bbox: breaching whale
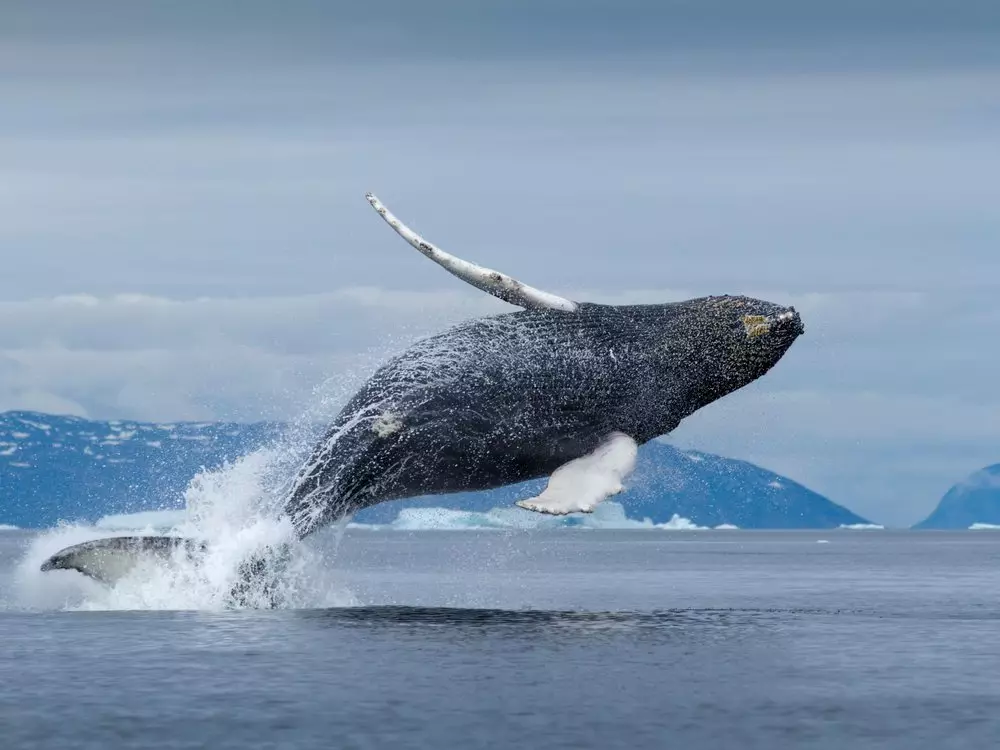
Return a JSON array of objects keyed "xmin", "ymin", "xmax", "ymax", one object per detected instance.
[{"xmin": 41, "ymin": 193, "xmax": 804, "ymax": 598}]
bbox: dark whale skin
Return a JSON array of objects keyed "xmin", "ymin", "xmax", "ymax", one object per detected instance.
[{"xmin": 284, "ymin": 295, "xmax": 804, "ymax": 537}]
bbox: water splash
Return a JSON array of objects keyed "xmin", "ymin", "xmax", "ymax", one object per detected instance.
[{"xmin": 13, "ymin": 449, "xmax": 358, "ymax": 612}]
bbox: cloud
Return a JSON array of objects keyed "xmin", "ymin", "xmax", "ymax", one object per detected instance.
[
  {"xmin": 0, "ymin": 289, "xmax": 502, "ymax": 422},
  {"xmin": 2, "ymin": 54, "xmax": 998, "ymax": 300}
]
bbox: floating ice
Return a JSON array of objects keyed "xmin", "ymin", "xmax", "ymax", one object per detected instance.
[
  {"xmin": 353, "ymin": 502, "xmax": 712, "ymax": 531},
  {"xmin": 838, "ymin": 523, "xmax": 885, "ymax": 530}
]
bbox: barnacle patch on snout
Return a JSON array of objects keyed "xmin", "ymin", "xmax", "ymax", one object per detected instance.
[
  {"xmin": 742, "ymin": 315, "xmax": 770, "ymax": 339},
  {"xmin": 372, "ymin": 412, "xmax": 403, "ymax": 437}
]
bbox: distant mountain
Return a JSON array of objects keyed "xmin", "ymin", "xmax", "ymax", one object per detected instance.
[
  {"xmin": 0, "ymin": 411, "xmax": 283, "ymax": 529},
  {"xmin": 355, "ymin": 441, "xmax": 871, "ymax": 529},
  {"xmin": 913, "ymin": 464, "xmax": 1000, "ymax": 530},
  {"xmin": 0, "ymin": 410, "xmax": 871, "ymax": 530}
]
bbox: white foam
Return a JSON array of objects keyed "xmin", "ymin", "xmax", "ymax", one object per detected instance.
[
  {"xmin": 13, "ymin": 449, "xmax": 358, "ymax": 612},
  {"xmin": 969, "ymin": 523, "xmax": 1000, "ymax": 530},
  {"xmin": 838, "ymin": 523, "xmax": 885, "ymax": 530},
  {"xmin": 0, "ymin": 524, "xmax": 19, "ymax": 531},
  {"xmin": 354, "ymin": 502, "xmax": 711, "ymax": 531}
]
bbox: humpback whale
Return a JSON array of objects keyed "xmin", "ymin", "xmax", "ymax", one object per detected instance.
[{"xmin": 41, "ymin": 193, "xmax": 804, "ymax": 598}]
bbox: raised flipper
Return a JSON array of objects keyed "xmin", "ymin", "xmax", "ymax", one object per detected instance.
[
  {"xmin": 515, "ymin": 432, "xmax": 638, "ymax": 515},
  {"xmin": 365, "ymin": 193, "xmax": 579, "ymax": 312},
  {"xmin": 40, "ymin": 536, "xmax": 206, "ymax": 584}
]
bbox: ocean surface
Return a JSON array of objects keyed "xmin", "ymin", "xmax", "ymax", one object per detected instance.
[{"xmin": 1, "ymin": 527, "xmax": 998, "ymax": 749}]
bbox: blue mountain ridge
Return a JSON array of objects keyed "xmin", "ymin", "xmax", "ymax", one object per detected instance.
[
  {"xmin": 0, "ymin": 410, "xmax": 871, "ymax": 529},
  {"xmin": 913, "ymin": 464, "xmax": 1000, "ymax": 530}
]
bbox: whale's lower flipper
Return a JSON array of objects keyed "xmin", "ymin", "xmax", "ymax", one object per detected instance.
[
  {"xmin": 515, "ymin": 432, "xmax": 638, "ymax": 515},
  {"xmin": 40, "ymin": 536, "xmax": 206, "ymax": 585}
]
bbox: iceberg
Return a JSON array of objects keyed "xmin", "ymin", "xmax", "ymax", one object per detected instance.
[{"xmin": 353, "ymin": 502, "xmax": 711, "ymax": 531}]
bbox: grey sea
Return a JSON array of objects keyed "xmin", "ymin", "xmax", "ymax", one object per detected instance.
[{"xmin": 1, "ymin": 528, "xmax": 998, "ymax": 749}]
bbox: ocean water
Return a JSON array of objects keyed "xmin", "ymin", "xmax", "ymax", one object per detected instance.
[{"xmin": 1, "ymin": 526, "xmax": 999, "ymax": 749}]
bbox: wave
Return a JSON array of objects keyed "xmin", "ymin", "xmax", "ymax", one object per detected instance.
[
  {"xmin": 969, "ymin": 523, "xmax": 1000, "ymax": 530},
  {"xmin": 838, "ymin": 523, "xmax": 885, "ymax": 530},
  {"xmin": 351, "ymin": 502, "xmax": 727, "ymax": 531},
  {"xmin": 0, "ymin": 524, "xmax": 19, "ymax": 531}
]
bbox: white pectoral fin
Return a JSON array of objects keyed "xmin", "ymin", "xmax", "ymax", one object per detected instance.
[
  {"xmin": 364, "ymin": 193, "xmax": 579, "ymax": 312},
  {"xmin": 516, "ymin": 432, "xmax": 638, "ymax": 515}
]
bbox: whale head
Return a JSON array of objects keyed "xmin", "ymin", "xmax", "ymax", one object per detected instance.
[{"xmin": 656, "ymin": 295, "xmax": 804, "ymax": 413}]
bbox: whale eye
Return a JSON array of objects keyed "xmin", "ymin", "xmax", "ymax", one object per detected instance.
[{"xmin": 742, "ymin": 315, "xmax": 770, "ymax": 339}]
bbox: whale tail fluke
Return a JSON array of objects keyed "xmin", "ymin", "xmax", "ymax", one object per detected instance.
[
  {"xmin": 40, "ymin": 535, "xmax": 205, "ymax": 584},
  {"xmin": 40, "ymin": 536, "xmax": 291, "ymax": 608}
]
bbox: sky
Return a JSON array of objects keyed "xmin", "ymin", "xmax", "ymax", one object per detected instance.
[{"xmin": 1, "ymin": 0, "xmax": 999, "ymax": 526}]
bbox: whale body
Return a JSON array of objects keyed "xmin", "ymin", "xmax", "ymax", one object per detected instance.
[
  {"xmin": 41, "ymin": 193, "xmax": 804, "ymax": 602},
  {"xmin": 285, "ymin": 296, "xmax": 802, "ymax": 537}
]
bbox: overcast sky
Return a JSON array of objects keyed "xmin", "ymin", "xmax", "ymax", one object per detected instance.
[{"xmin": 2, "ymin": 0, "xmax": 999, "ymax": 526}]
